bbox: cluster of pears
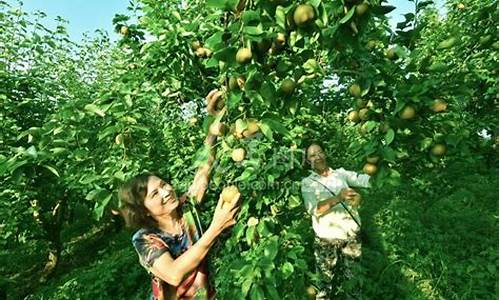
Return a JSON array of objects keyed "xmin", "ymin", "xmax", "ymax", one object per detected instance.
[
  {"xmin": 363, "ymin": 155, "xmax": 379, "ymax": 176},
  {"xmin": 205, "ymin": 90, "xmax": 261, "ymax": 163},
  {"xmin": 191, "ymin": 40, "xmax": 212, "ymax": 58},
  {"xmin": 228, "ymin": 119, "xmax": 262, "ymax": 163},
  {"xmin": 345, "ymin": 82, "xmax": 450, "ymax": 174},
  {"xmin": 346, "ymin": 83, "xmax": 374, "ymax": 128},
  {"xmin": 234, "ymin": 4, "xmax": 315, "ymax": 64}
]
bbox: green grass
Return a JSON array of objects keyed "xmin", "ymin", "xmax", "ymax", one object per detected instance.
[{"xmin": 355, "ymin": 165, "xmax": 499, "ymax": 299}]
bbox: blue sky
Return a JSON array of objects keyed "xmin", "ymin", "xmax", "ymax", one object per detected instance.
[
  {"xmin": 7, "ymin": 0, "xmax": 444, "ymax": 42},
  {"xmin": 7, "ymin": 0, "xmax": 130, "ymax": 41}
]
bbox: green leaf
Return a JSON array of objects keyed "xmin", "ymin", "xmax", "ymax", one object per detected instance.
[
  {"xmin": 213, "ymin": 47, "xmax": 237, "ymax": 63},
  {"xmin": 257, "ymin": 220, "xmax": 272, "ymax": 238},
  {"xmin": 263, "ymin": 237, "xmax": 279, "ymax": 259},
  {"xmin": 227, "ymin": 91, "xmax": 243, "ymax": 110},
  {"xmin": 259, "ymin": 81, "xmax": 276, "ymax": 106},
  {"xmin": 5, "ymin": 158, "xmax": 28, "ymax": 174},
  {"xmin": 372, "ymin": 5, "xmax": 396, "ymax": 15},
  {"xmin": 394, "ymin": 100, "xmax": 407, "ymax": 114},
  {"xmin": 427, "ymin": 62, "xmax": 448, "ymax": 72},
  {"xmin": 84, "ymin": 104, "xmax": 106, "ymax": 117},
  {"xmin": 259, "ymin": 122, "xmax": 273, "ymax": 141},
  {"xmin": 79, "ymin": 174, "xmax": 99, "ymax": 185},
  {"xmin": 236, "ymin": 167, "xmax": 255, "ymax": 182},
  {"xmin": 281, "ymin": 262, "xmax": 294, "ymax": 278},
  {"xmin": 365, "ymin": 121, "xmax": 377, "ymax": 132},
  {"xmin": 388, "ymin": 169, "xmax": 401, "ymax": 186},
  {"xmin": 242, "ymin": 278, "xmax": 253, "ymax": 296},
  {"xmin": 287, "ymin": 195, "xmax": 301, "ymax": 208},
  {"xmin": 244, "ymin": 26, "xmax": 264, "ymax": 36},
  {"xmin": 302, "ymin": 58, "xmax": 320, "ymax": 74},
  {"xmin": 309, "ymin": 0, "xmax": 321, "ymax": 7},
  {"xmin": 49, "ymin": 147, "xmax": 67, "ymax": 155},
  {"xmin": 250, "ymin": 285, "xmax": 265, "ymax": 300},
  {"xmin": 205, "ymin": 32, "xmax": 223, "ymax": 50},
  {"xmin": 382, "ymin": 147, "xmax": 396, "ymax": 162},
  {"xmin": 86, "ymin": 188, "xmax": 106, "ymax": 201},
  {"xmin": 25, "ymin": 146, "xmax": 38, "ymax": 159},
  {"xmin": 246, "ymin": 225, "xmax": 256, "ymax": 246},
  {"xmin": 339, "ymin": 7, "xmax": 355, "ymax": 24},
  {"xmin": 319, "ymin": 2, "xmax": 328, "ymax": 26},
  {"xmin": 420, "ymin": 137, "xmax": 434, "ymax": 150},
  {"xmin": 417, "ymin": 0, "xmax": 434, "ymax": 12},
  {"xmin": 204, "ymin": 57, "xmax": 219, "ymax": 68},
  {"xmin": 43, "ymin": 165, "xmax": 60, "ymax": 177},
  {"xmin": 193, "ymin": 144, "xmax": 210, "ymax": 167},
  {"xmin": 206, "ymin": 0, "xmax": 228, "ymax": 9},
  {"xmin": 384, "ymin": 129, "xmax": 395, "ymax": 145},
  {"xmin": 275, "ymin": 6, "xmax": 286, "ymax": 30},
  {"xmin": 265, "ymin": 284, "xmax": 281, "ymax": 300},
  {"xmin": 242, "ymin": 10, "xmax": 261, "ymax": 25},
  {"xmin": 437, "ymin": 37, "xmax": 456, "ymax": 49},
  {"xmin": 98, "ymin": 125, "xmax": 118, "ymax": 141},
  {"xmin": 261, "ymin": 117, "xmax": 290, "ymax": 139},
  {"xmin": 94, "ymin": 193, "xmax": 112, "ymax": 219},
  {"xmin": 445, "ymin": 134, "xmax": 460, "ymax": 146}
]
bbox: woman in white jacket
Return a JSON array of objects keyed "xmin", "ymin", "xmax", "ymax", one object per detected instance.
[{"xmin": 301, "ymin": 143, "xmax": 371, "ymax": 299}]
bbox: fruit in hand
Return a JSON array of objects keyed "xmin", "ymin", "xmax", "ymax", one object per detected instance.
[{"xmin": 221, "ymin": 185, "xmax": 239, "ymax": 206}]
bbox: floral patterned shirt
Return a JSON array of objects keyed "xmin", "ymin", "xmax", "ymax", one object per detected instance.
[{"xmin": 132, "ymin": 209, "xmax": 214, "ymax": 300}]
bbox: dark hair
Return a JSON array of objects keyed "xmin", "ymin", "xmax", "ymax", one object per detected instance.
[
  {"xmin": 118, "ymin": 173, "xmax": 158, "ymax": 229},
  {"xmin": 305, "ymin": 141, "xmax": 325, "ymax": 152}
]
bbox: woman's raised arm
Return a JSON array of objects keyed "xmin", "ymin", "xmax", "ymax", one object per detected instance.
[{"xmin": 187, "ymin": 89, "xmax": 224, "ymax": 203}]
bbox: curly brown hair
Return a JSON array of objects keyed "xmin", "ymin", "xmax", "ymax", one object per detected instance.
[{"xmin": 118, "ymin": 173, "xmax": 158, "ymax": 229}]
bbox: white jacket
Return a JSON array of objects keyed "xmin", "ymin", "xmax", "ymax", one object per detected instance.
[{"xmin": 301, "ymin": 168, "xmax": 370, "ymax": 240}]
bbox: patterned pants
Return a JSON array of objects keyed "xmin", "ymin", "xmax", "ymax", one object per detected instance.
[{"xmin": 314, "ymin": 236, "xmax": 362, "ymax": 300}]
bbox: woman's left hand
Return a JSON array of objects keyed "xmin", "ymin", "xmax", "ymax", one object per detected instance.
[{"xmin": 349, "ymin": 193, "xmax": 362, "ymax": 208}]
